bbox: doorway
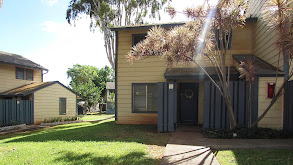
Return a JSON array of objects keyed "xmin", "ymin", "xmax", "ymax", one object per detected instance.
[{"xmin": 179, "ymin": 83, "xmax": 198, "ymax": 124}]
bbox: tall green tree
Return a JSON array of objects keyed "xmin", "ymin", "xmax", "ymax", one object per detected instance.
[
  {"xmin": 66, "ymin": 0, "xmax": 168, "ymax": 69},
  {"xmin": 67, "ymin": 64, "xmax": 114, "ymax": 112}
]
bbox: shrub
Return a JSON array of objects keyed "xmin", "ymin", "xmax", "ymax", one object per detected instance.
[{"xmin": 203, "ymin": 127, "xmax": 289, "ymax": 139}]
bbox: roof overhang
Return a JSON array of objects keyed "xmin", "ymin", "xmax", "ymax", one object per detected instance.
[
  {"xmin": 233, "ymin": 54, "xmax": 284, "ymax": 77},
  {"xmin": 110, "ymin": 22, "xmax": 185, "ymax": 31},
  {"xmin": 110, "ymin": 18, "xmax": 257, "ymax": 32},
  {"xmin": 164, "ymin": 67, "xmax": 240, "ymax": 80}
]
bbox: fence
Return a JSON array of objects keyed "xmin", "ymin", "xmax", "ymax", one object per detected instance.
[
  {"xmin": 0, "ymin": 100, "xmax": 33, "ymax": 127},
  {"xmin": 284, "ymin": 81, "xmax": 293, "ymax": 134},
  {"xmin": 203, "ymin": 80, "xmax": 258, "ymax": 129}
]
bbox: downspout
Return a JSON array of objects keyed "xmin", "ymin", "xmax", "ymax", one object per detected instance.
[
  {"xmin": 42, "ymin": 70, "xmax": 49, "ymax": 82},
  {"xmin": 115, "ymin": 31, "xmax": 118, "ymax": 121}
]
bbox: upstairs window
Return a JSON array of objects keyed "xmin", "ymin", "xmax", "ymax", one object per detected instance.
[
  {"xmin": 26, "ymin": 69, "xmax": 34, "ymax": 81},
  {"xmin": 215, "ymin": 30, "xmax": 232, "ymax": 50},
  {"xmin": 59, "ymin": 98, "xmax": 67, "ymax": 115},
  {"xmin": 132, "ymin": 33, "xmax": 147, "ymax": 46},
  {"xmin": 132, "ymin": 83, "xmax": 158, "ymax": 113},
  {"xmin": 16, "ymin": 67, "xmax": 34, "ymax": 80},
  {"xmin": 16, "ymin": 67, "xmax": 24, "ymax": 79}
]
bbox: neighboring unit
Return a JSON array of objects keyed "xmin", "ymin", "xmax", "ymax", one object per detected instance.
[
  {"xmin": 111, "ymin": 2, "xmax": 290, "ymax": 132},
  {"xmin": 0, "ymin": 51, "xmax": 78, "ymax": 126},
  {"xmin": 106, "ymin": 82, "xmax": 115, "ymax": 114}
]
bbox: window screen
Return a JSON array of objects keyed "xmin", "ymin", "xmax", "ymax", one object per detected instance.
[
  {"xmin": 132, "ymin": 34, "xmax": 147, "ymax": 46},
  {"xmin": 59, "ymin": 98, "xmax": 66, "ymax": 115},
  {"xmin": 16, "ymin": 67, "xmax": 24, "ymax": 79},
  {"xmin": 26, "ymin": 69, "xmax": 34, "ymax": 81},
  {"xmin": 133, "ymin": 84, "xmax": 158, "ymax": 113}
]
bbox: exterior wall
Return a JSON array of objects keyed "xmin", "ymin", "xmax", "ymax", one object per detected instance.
[
  {"xmin": 34, "ymin": 83, "xmax": 76, "ymax": 124},
  {"xmin": 117, "ymin": 30, "xmax": 164, "ymax": 124},
  {"xmin": 0, "ymin": 63, "xmax": 43, "ymax": 93},
  {"xmin": 258, "ymin": 77, "xmax": 283, "ymax": 129},
  {"xmin": 116, "ymin": 23, "xmax": 254, "ymax": 125},
  {"xmin": 247, "ymin": 0, "xmax": 283, "ymax": 69}
]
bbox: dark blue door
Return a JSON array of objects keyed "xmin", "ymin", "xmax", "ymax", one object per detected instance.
[{"xmin": 179, "ymin": 83, "xmax": 198, "ymax": 124}]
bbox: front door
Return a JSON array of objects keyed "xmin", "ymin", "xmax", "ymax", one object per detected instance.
[{"xmin": 179, "ymin": 83, "xmax": 198, "ymax": 124}]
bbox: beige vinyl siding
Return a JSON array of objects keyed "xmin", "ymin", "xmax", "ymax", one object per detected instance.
[
  {"xmin": 258, "ymin": 77, "xmax": 283, "ymax": 129},
  {"xmin": 247, "ymin": 0, "xmax": 283, "ymax": 70},
  {"xmin": 116, "ymin": 24, "xmax": 254, "ymax": 124},
  {"xmin": 0, "ymin": 63, "xmax": 43, "ymax": 93},
  {"xmin": 34, "ymin": 83, "xmax": 76, "ymax": 124}
]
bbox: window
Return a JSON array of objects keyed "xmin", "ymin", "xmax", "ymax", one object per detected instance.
[
  {"xmin": 132, "ymin": 84, "xmax": 158, "ymax": 113},
  {"xmin": 59, "ymin": 98, "xmax": 66, "ymax": 115},
  {"xmin": 132, "ymin": 33, "xmax": 147, "ymax": 46},
  {"xmin": 16, "ymin": 67, "xmax": 34, "ymax": 80},
  {"xmin": 26, "ymin": 69, "xmax": 34, "ymax": 81},
  {"xmin": 215, "ymin": 30, "xmax": 232, "ymax": 50},
  {"xmin": 16, "ymin": 67, "xmax": 24, "ymax": 79}
]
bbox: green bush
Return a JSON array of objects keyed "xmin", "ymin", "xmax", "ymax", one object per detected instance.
[
  {"xmin": 203, "ymin": 127, "xmax": 289, "ymax": 139},
  {"xmin": 43, "ymin": 116, "xmax": 77, "ymax": 123}
]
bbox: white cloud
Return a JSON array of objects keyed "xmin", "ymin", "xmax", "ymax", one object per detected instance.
[
  {"xmin": 41, "ymin": 0, "xmax": 59, "ymax": 6},
  {"xmin": 30, "ymin": 18, "xmax": 109, "ymax": 86}
]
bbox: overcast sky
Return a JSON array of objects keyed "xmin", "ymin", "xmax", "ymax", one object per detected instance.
[{"xmin": 0, "ymin": 0, "xmax": 206, "ymax": 86}]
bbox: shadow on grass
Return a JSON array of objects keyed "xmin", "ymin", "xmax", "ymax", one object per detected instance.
[
  {"xmin": 3, "ymin": 120, "xmax": 171, "ymax": 146},
  {"xmin": 215, "ymin": 149, "xmax": 293, "ymax": 165},
  {"xmin": 53, "ymin": 151, "xmax": 157, "ymax": 165}
]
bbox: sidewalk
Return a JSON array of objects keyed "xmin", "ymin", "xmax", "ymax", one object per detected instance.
[{"xmin": 161, "ymin": 125, "xmax": 293, "ymax": 165}]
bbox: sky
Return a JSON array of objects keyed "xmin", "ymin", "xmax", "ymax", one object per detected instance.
[{"xmin": 0, "ymin": 0, "xmax": 206, "ymax": 86}]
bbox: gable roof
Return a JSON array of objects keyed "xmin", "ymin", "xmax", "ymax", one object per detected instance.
[
  {"xmin": 0, "ymin": 81, "xmax": 78, "ymax": 97},
  {"xmin": 0, "ymin": 51, "xmax": 48, "ymax": 71}
]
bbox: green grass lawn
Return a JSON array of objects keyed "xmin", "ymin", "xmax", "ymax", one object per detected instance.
[
  {"xmin": 215, "ymin": 150, "xmax": 293, "ymax": 165},
  {"xmin": 0, "ymin": 118, "xmax": 171, "ymax": 164},
  {"xmin": 78, "ymin": 113, "xmax": 114, "ymax": 121}
]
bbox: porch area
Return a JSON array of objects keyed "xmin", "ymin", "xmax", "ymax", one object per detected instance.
[{"xmin": 158, "ymin": 54, "xmax": 284, "ymax": 132}]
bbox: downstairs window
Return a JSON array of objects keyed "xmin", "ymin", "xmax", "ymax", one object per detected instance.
[{"xmin": 132, "ymin": 83, "xmax": 158, "ymax": 113}]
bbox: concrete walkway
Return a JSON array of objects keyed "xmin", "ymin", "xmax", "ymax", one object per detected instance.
[
  {"xmin": 161, "ymin": 125, "xmax": 293, "ymax": 165},
  {"xmin": 161, "ymin": 125, "xmax": 220, "ymax": 165}
]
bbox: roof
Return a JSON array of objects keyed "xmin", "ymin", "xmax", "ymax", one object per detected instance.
[
  {"xmin": 110, "ymin": 18, "xmax": 257, "ymax": 31},
  {"xmin": 110, "ymin": 22, "xmax": 185, "ymax": 31},
  {"xmin": 0, "ymin": 81, "xmax": 79, "ymax": 97},
  {"xmin": 0, "ymin": 51, "xmax": 48, "ymax": 71},
  {"xmin": 233, "ymin": 54, "xmax": 284, "ymax": 76},
  {"xmin": 164, "ymin": 67, "xmax": 239, "ymax": 79},
  {"xmin": 164, "ymin": 54, "xmax": 284, "ymax": 79},
  {"xmin": 106, "ymin": 82, "xmax": 115, "ymax": 89}
]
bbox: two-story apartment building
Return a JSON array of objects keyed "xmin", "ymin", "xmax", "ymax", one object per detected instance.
[
  {"xmin": 111, "ymin": 1, "xmax": 288, "ymax": 132},
  {"xmin": 0, "ymin": 51, "xmax": 77, "ymax": 125}
]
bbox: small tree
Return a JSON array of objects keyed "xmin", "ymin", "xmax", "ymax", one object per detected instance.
[
  {"xmin": 67, "ymin": 64, "xmax": 113, "ymax": 113},
  {"xmin": 67, "ymin": 64, "xmax": 101, "ymax": 112},
  {"xmin": 127, "ymin": 0, "xmax": 248, "ymax": 129}
]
